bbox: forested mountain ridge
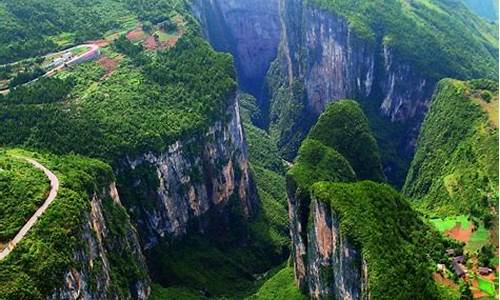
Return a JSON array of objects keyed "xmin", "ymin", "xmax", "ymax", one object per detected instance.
[
  {"xmin": 196, "ymin": 0, "xmax": 498, "ymax": 187},
  {"xmin": 404, "ymin": 79, "xmax": 499, "ymax": 219},
  {"xmin": 286, "ymin": 101, "xmax": 451, "ymax": 300},
  {"xmin": 0, "ymin": 1, "xmax": 286, "ymax": 298}
]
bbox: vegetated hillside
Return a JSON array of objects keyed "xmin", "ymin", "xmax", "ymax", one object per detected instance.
[
  {"xmin": 0, "ymin": 26, "xmax": 291, "ymax": 300},
  {"xmin": 312, "ymin": 181, "xmax": 446, "ymax": 300},
  {"xmin": 286, "ymin": 100, "xmax": 450, "ymax": 299},
  {"xmin": 462, "ymin": 0, "xmax": 499, "ymax": 22},
  {"xmin": 404, "ymin": 79, "xmax": 499, "ymax": 219},
  {"xmin": 0, "ymin": 0, "xmax": 186, "ymax": 63},
  {"xmin": 0, "ymin": 149, "xmax": 149, "ymax": 299},
  {"xmin": 308, "ymin": 100, "xmax": 385, "ymax": 182},
  {"xmin": 309, "ymin": 0, "xmax": 498, "ymax": 80},
  {"xmin": 247, "ymin": 266, "xmax": 307, "ymax": 300},
  {"xmin": 0, "ymin": 35, "xmax": 235, "ymax": 161},
  {"xmin": 0, "ymin": 154, "xmax": 50, "ymax": 242}
]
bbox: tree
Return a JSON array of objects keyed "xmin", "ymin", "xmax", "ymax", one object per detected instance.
[{"xmin": 142, "ymin": 21, "xmax": 153, "ymax": 34}]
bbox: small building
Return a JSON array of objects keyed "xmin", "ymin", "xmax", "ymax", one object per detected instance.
[
  {"xmin": 479, "ymin": 267, "xmax": 493, "ymax": 276},
  {"xmin": 453, "ymin": 256, "xmax": 465, "ymax": 264},
  {"xmin": 452, "ymin": 261, "xmax": 466, "ymax": 278},
  {"xmin": 445, "ymin": 249, "xmax": 456, "ymax": 256},
  {"xmin": 437, "ymin": 263, "xmax": 446, "ymax": 274}
]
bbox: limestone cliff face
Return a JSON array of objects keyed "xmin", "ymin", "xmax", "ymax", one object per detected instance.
[
  {"xmin": 48, "ymin": 183, "xmax": 150, "ymax": 300},
  {"xmin": 192, "ymin": 0, "xmax": 282, "ymax": 110},
  {"xmin": 301, "ymin": 7, "xmax": 375, "ymax": 115},
  {"xmin": 278, "ymin": 0, "xmax": 435, "ymax": 122},
  {"xmin": 287, "ymin": 187, "xmax": 369, "ymax": 300},
  {"xmin": 117, "ymin": 95, "xmax": 258, "ymax": 249}
]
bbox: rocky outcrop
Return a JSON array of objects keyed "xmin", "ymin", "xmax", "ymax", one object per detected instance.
[
  {"xmin": 307, "ymin": 199, "xmax": 368, "ymax": 300},
  {"xmin": 48, "ymin": 183, "xmax": 150, "ymax": 300},
  {"xmin": 288, "ymin": 189, "xmax": 369, "ymax": 300},
  {"xmin": 118, "ymin": 95, "xmax": 258, "ymax": 249}
]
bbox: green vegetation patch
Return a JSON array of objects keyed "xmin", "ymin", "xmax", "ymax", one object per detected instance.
[
  {"xmin": 150, "ymin": 284, "xmax": 204, "ymax": 300},
  {"xmin": 288, "ymin": 138, "xmax": 356, "ymax": 190},
  {"xmin": 308, "ymin": 100, "xmax": 385, "ymax": 182},
  {"xmin": 246, "ymin": 266, "xmax": 307, "ymax": 300},
  {"xmin": 0, "ymin": 152, "xmax": 50, "ymax": 241},
  {"xmin": 477, "ymin": 275, "xmax": 496, "ymax": 296},
  {"xmin": 0, "ymin": 36, "xmax": 236, "ymax": 162},
  {"xmin": 312, "ymin": 181, "xmax": 447, "ymax": 300},
  {"xmin": 430, "ymin": 215, "xmax": 470, "ymax": 233},
  {"xmin": 466, "ymin": 225, "xmax": 491, "ymax": 252},
  {"xmin": 149, "ymin": 234, "xmax": 275, "ymax": 299},
  {"xmin": 0, "ymin": 0, "xmax": 187, "ymax": 64},
  {"xmin": 0, "ymin": 148, "xmax": 113, "ymax": 299}
]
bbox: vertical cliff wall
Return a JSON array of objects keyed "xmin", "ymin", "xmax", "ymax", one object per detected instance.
[
  {"xmin": 192, "ymin": 0, "xmax": 282, "ymax": 118},
  {"xmin": 272, "ymin": 0, "xmax": 435, "ymax": 167},
  {"xmin": 117, "ymin": 95, "xmax": 258, "ymax": 250},
  {"xmin": 48, "ymin": 183, "xmax": 150, "ymax": 300}
]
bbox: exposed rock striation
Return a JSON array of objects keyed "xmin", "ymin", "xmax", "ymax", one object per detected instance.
[
  {"xmin": 117, "ymin": 95, "xmax": 258, "ymax": 249},
  {"xmin": 48, "ymin": 183, "xmax": 150, "ymax": 300},
  {"xmin": 271, "ymin": 0, "xmax": 436, "ymax": 159}
]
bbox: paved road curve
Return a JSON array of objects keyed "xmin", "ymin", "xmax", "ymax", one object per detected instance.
[{"xmin": 0, "ymin": 157, "xmax": 60, "ymax": 260}]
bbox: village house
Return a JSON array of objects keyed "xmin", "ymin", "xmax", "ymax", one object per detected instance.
[{"xmin": 479, "ymin": 267, "xmax": 493, "ymax": 276}]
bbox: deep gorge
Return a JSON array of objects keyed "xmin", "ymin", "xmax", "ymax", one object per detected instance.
[{"xmin": 193, "ymin": 0, "xmax": 437, "ymax": 186}]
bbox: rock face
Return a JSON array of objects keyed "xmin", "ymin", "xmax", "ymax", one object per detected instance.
[
  {"xmin": 274, "ymin": 0, "xmax": 435, "ymax": 141},
  {"xmin": 117, "ymin": 95, "xmax": 258, "ymax": 249},
  {"xmin": 288, "ymin": 185, "xmax": 369, "ymax": 300},
  {"xmin": 48, "ymin": 183, "xmax": 150, "ymax": 300},
  {"xmin": 192, "ymin": 0, "xmax": 282, "ymax": 112},
  {"xmin": 295, "ymin": 5, "xmax": 434, "ymax": 121}
]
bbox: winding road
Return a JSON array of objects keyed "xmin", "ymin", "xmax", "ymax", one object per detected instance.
[
  {"xmin": 0, "ymin": 157, "xmax": 59, "ymax": 260},
  {"xmin": 0, "ymin": 44, "xmax": 100, "ymax": 95}
]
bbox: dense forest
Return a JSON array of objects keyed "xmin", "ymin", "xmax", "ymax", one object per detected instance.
[{"xmin": 404, "ymin": 79, "xmax": 499, "ymax": 219}]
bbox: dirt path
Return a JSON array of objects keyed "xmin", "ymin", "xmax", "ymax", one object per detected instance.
[{"xmin": 0, "ymin": 157, "xmax": 59, "ymax": 260}]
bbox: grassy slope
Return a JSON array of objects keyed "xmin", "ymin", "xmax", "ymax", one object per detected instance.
[
  {"xmin": 309, "ymin": 0, "xmax": 498, "ymax": 80},
  {"xmin": 0, "ymin": 148, "xmax": 147, "ymax": 299},
  {"xmin": 0, "ymin": 152, "xmax": 50, "ymax": 241},
  {"xmin": 246, "ymin": 266, "xmax": 306, "ymax": 300},
  {"xmin": 403, "ymin": 79, "xmax": 499, "ymax": 218}
]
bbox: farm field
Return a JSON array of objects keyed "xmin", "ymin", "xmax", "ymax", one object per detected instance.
[{"xmin": 431, "ymin": 215, "xmax": 470, "ymax": 232}]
